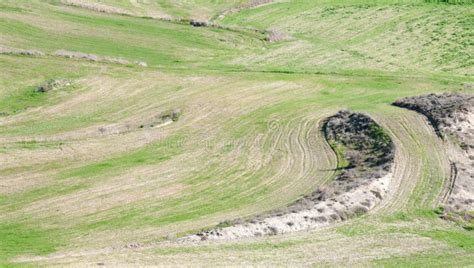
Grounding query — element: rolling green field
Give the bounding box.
[0,0,473,266]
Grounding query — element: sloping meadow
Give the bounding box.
[0,0,473,266]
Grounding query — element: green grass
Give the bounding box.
[0,223,61,266]
[0,0,473,265]
[419,229,474,250]
[0,3,25,13]
[0,184,86,212]
[59,134,186,179]
[0,5,263,69]
[0,81,78,116]
[0,86,49,115]
[8,140,65,150]
[374,252,474,267]
[56,0,249,20]
[329,142,351,169]
[220,1,473,75]
[74,164,278,232]
[0,114,104,136]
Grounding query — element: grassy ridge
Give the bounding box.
[1,62,470,265]
[0,2,263,69]
[0,0,473,266]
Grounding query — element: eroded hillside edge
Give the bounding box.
[394,93,474,227]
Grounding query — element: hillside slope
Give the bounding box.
[58,0,250,20]
[221,0,473,75]
[0,0,473,266]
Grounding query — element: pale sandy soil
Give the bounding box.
[444,110,474,213]
[181,172,392,241]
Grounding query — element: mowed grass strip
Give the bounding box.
[0,3,264,68]
[0,223,62,266]
[221,0,473,74]
[0,0,473,265]
[59,134,186,179]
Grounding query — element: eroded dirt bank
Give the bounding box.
[394,93,474,222]
[181,110,395,241]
